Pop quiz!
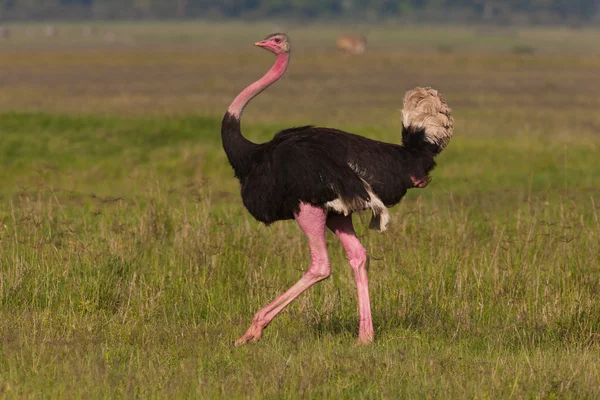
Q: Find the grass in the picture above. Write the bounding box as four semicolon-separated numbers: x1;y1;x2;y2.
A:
1;22;600;398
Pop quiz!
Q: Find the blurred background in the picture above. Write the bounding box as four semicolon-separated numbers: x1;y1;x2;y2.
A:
1;0;600;126
0;0;599;24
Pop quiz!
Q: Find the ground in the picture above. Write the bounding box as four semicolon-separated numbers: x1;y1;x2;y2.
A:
0;22;599;398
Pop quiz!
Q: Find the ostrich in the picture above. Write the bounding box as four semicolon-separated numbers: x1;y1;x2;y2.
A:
222;33;454;345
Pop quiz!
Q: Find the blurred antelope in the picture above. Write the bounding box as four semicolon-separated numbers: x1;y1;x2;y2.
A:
0;26;10;40
336;34;367;55
82;25;96;37
44;25;59;38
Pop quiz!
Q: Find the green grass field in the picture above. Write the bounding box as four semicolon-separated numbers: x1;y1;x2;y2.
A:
1;22;600;398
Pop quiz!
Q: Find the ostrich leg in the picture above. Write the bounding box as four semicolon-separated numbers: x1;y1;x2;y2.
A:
327;214;374;344
235;203;330;345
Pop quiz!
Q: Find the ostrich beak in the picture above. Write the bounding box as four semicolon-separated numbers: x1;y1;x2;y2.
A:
254;40;266;47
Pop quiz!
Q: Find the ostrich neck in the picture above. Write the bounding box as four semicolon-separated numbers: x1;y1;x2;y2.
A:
227;52;290;118
222;52;290;180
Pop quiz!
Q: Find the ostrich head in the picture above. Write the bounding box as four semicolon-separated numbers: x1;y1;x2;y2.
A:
254;33;290;54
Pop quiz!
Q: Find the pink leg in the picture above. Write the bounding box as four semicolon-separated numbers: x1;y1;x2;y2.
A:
235;203;330;345
327;213;374;344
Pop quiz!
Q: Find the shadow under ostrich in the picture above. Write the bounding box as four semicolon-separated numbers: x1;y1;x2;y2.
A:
222;33;454;345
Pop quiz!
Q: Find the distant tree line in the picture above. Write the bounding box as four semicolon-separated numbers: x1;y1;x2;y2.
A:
1;0;599;24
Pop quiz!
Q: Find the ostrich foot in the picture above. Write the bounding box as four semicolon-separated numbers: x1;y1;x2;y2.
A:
234;323;264;346
357;322;374;345
357;334;374;345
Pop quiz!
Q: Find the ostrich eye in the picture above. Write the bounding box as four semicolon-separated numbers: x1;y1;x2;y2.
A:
274;38;281;44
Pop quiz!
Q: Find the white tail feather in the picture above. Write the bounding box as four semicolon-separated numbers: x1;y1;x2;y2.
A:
402;87;454;152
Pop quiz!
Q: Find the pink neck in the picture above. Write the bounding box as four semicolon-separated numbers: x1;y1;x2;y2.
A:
227;53;290;118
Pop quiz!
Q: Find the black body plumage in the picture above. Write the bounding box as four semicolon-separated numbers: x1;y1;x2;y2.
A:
221;112;438;226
